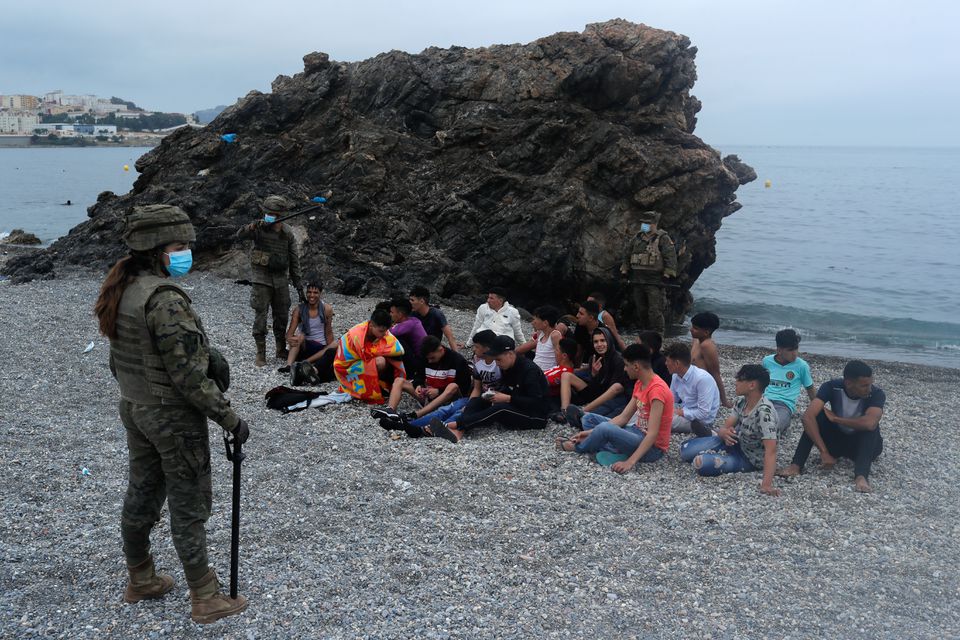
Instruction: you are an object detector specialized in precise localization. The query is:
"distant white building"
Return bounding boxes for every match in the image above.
[32,122,118,137]
[0,111,40,133]
[93,100,125,114]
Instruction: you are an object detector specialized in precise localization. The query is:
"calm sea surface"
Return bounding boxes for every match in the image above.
[2,145,958,368]
[695,145,960,368]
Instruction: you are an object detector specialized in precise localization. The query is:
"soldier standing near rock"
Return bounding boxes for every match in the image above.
[237,195,303,366]
[620,210,678,334]
[93,205,249,624]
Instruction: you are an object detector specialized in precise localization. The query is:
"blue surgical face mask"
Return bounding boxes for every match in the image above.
[640,223,652,233]
[263,214,277,224]
[165,249,192,278]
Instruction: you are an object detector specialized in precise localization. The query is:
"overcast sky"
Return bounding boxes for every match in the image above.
[2,0,957,147]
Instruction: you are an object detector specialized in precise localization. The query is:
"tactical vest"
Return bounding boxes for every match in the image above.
[111,275,194,405]
[250,226,290,273]
[629,230,667,271]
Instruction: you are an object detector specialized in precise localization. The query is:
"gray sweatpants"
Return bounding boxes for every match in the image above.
[772,400,793,436]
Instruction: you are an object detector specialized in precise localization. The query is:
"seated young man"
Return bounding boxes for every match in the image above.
[762,328,815,435]
[690,311,732,408]
[409,285,461,349]
[389,298,428,377]
[571,300,603,364]
[679,365,781,496]
[466,287,525,346]
[777,360,885,493]
[427,336,549,443]
[557,327,630,420]
[372,336,472,427]
[281,276,336,379]
[395,330,501,438]
[556,344,672,474]
[664,342,720,437]
[587,291,626,351]
[637,330,671,385]
[333,309,406,404]
[515,305,563,371]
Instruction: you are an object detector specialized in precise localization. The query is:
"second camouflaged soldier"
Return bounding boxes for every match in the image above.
[620,210,678,334]
[237,195,304,366]
[94,204,249,624]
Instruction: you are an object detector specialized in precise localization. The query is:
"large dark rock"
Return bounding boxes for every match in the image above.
[3,19,753,322]
[2,229,42,245]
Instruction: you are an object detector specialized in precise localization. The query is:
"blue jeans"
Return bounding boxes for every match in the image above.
[574,421,664,462]
[679,436,755,476]
[591,395,629,417]
[409,397,470,428]
[580,412,608,431]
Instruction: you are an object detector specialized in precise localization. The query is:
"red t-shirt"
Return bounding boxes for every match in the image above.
[632,375,674,451]
[544,364,573,396]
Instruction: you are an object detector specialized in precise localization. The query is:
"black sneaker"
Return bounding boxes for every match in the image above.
[370,406,400,422]
[690,419,713,438]
[378,417,403,432]
[564,405,585,430]
[549,411,567,424]
[402,423,425,439]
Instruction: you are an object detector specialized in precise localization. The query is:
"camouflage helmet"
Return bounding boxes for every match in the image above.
[636,210,662,225]
[122,204,196,251]
[261,195,294,213]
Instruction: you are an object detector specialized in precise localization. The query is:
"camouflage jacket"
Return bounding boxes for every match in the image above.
[621,230,678,283]
[236,222,302,288]
[109,272,240,431]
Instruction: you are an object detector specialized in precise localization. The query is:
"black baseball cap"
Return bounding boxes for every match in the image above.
[484,335,516,356]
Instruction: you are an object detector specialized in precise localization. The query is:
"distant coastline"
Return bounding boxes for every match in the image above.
[0,135,159,148]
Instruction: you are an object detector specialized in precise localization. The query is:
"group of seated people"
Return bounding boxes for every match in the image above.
[281,280,886,495]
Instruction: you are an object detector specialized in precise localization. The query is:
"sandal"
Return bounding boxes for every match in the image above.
[554,436,575,452]
[428,418,459,443]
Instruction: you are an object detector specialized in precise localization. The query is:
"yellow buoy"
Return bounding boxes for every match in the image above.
[764,179,771,188]
[123,164,130,172]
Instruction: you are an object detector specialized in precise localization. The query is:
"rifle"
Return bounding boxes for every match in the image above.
[273,192,333,223]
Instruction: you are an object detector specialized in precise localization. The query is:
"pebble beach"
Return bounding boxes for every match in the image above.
[1,271,958,639]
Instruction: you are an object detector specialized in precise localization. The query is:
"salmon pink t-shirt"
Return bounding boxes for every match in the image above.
[632,375,674,451]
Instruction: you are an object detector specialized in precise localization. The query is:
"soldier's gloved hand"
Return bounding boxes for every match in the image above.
[230,419,250,445]
[297,287,306,304]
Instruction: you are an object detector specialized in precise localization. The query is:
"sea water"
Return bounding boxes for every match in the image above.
[0,147,147,244]
[694,145,960,369]
[2,145,958,368]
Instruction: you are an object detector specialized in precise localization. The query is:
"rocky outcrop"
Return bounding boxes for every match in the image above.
[3,19,753,323]
[2,229,41,245]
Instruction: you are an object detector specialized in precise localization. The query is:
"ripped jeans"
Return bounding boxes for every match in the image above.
[679,435,756,476]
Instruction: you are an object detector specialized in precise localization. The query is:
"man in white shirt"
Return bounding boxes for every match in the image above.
[664,342,720,437]
[466,287,526,346]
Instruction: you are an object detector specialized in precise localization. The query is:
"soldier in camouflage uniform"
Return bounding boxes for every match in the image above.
[236,195,303,366]
[620,210,678,334]
[94,204,249,624]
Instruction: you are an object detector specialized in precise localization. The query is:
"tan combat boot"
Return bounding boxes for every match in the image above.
[274,336,289,360]
[254,337,267,367]
[189,569,248,624]
[123,556,175,604]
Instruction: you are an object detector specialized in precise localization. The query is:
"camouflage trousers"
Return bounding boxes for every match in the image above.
[629,282,666,334]
[250,283,290,341]
[119,400,212,583]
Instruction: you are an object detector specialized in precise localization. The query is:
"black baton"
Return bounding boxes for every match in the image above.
[223,433,245,599]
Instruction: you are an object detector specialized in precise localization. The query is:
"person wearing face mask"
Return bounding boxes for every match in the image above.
[236,195,303,366]
[620,210,677,334]
[93,205,249,624]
